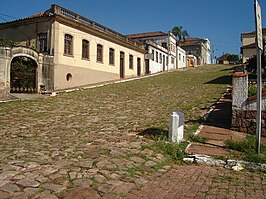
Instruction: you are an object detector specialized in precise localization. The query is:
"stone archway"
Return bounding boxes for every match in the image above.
[10,56,38,93]
[0,46,54,96]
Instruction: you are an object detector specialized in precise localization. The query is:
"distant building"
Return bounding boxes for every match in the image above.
[240,28,266,63]
[0,4,146,93]
[127,31,177,74]
[179,38,211,65]
[186,55,197,67]
[144,40,168,74]
[176,46,186,69]
[216,54,230,64]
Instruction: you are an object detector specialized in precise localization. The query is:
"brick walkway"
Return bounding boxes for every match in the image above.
[186,91,266,157]
[126,165,266,199]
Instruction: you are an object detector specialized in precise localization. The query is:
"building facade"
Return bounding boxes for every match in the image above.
[216,53,230,64]
[144,40,168,74]
[176,46,186,69]
[241,28,266,63]
[127,31,177,74]
[179,38,211,65]
[0,4,146,92]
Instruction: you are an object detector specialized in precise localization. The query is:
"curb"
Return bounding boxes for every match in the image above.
[183,154,266,172]
[184,87,266,173]
[61,70,172,93]
[0,70,176,103]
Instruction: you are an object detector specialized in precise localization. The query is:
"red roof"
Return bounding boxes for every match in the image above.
[126,31,167,39]
[0,10,49,24]
[181,37,205,41]
[179,37,207,46]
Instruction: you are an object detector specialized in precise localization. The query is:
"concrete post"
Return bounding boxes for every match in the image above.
[169,110,184,143]
[232,72,248,110]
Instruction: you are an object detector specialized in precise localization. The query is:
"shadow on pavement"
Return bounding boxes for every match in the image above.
[203,92,232,129]
[205,75,232,85]
[137,128,168,139]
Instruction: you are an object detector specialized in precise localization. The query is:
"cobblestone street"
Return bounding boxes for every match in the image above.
[1,65,265,199]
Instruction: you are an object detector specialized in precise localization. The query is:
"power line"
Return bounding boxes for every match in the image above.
[0,15,7,22]
[0,13,18,20]
[0,14,31,41]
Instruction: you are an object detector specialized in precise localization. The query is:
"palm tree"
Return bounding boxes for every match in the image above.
[182,30,190,40]
[171,26,190,42]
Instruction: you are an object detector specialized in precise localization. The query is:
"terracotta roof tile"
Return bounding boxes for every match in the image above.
[0,10,49,24]
[126,31,167,39]
[181,37,205,41]
[179,37,207,46]
[26,11,48,19]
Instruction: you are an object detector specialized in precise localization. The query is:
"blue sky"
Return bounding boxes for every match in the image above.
[1,0,265,58]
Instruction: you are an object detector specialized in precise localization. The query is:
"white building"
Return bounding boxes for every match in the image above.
[176,46,186,69]
[127,31,177,74]
[179,37,211,65]
[145,40,168,74]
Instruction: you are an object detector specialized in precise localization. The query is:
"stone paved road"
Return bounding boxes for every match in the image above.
[1,65,259,199]
[126,165,266,199]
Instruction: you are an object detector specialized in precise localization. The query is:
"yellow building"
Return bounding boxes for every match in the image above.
[0,5,145,92]
[241,28,266,63]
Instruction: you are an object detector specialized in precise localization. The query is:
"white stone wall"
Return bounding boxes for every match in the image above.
[247,97,266,110]
[147,43,168,74]
[232,73,248,110]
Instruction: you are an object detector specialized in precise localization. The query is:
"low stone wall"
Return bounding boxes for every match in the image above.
[232,109,266,136]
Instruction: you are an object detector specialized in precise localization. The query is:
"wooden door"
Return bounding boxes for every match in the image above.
[137,58,141,76]
[120,52,125,78]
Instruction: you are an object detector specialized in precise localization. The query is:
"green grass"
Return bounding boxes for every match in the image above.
[141,140,188,164]
[225,135,266,164]
[248,84,266,96]
[127,166,145,175]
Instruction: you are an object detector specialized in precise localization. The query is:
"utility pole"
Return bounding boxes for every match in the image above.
[254,0,263,154]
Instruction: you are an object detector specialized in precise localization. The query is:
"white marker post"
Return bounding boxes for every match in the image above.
[169,110,184,143]
[254,0,263,154]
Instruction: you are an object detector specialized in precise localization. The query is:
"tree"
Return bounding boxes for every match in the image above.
[0,39,17,47]
[227,54,239,64]
[171,26,190,42]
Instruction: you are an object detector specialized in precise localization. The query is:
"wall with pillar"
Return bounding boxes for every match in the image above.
[231,72,266,136]
[0,47,11,97]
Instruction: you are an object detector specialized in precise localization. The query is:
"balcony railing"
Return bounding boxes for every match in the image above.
[51,4,144,50]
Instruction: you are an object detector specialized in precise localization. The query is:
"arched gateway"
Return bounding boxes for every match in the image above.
[0,47,53,96]
[10,55,38,93]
